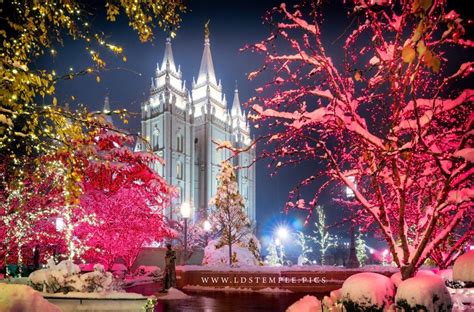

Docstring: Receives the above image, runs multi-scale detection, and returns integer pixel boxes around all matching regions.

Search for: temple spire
[102,95,113,125]
[231,82,243,118]
[197,20,217,85]
[161,37,177,72]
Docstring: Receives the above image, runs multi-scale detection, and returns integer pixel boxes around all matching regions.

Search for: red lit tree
[246,0,473,279]
[79,130,175,270]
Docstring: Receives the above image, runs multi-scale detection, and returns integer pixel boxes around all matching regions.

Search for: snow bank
[0,284,61,312]
[158,287,191,300]
[453,250,474,282]
[341,272,395,311]
[286,295,322,312]
[134,265,161,277]
[449,287,474,311]
[29,260,114,293]
[395,275,452,311]
[390,269,436,287]
[203,239,260,266]
[437,269,453,282]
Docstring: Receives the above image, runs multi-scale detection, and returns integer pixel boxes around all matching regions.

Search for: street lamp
[180,202,191,264]
[276,226,289,240]
[203,220,211,246]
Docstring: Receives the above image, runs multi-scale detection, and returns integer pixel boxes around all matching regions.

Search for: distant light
[276,226,289,240]
[369,248,375,254]
[312,260,317,264]
[180,202,191,219]
[346,176,356,198]
[382,249,389,256]
[203,220,211,232]
[55,217,64,232]
[469,245,474,251]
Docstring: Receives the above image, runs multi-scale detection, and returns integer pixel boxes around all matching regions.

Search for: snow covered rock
[436,269,453,282]
[453,250,474,282]
[203,239,260,266]
[390,269,436,287]
[158,287,191,300]
[341,272,395,311]
[0,284,61,312]
[395,275,452,311]
[286,295,322,312]
[134,265,161,277]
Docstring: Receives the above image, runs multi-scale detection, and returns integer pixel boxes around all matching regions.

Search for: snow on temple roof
[160,37,177,73]
[196,21,217,86]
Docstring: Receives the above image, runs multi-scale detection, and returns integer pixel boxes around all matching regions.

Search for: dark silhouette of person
[33,244,40,270]
[162,243,177,292]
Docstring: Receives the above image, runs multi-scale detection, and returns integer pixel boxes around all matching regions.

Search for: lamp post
[180,202,191,264]
[203,220,211,246]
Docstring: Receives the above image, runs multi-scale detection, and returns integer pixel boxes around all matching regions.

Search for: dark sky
[35,0,419,253]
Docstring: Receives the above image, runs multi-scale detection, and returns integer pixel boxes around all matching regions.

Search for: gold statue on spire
[204,19,210,39]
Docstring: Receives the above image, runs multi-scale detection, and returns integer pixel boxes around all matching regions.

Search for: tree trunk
[229,242,232,266]
[401,264,415,280]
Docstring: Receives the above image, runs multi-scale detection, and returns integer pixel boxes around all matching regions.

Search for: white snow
[134,265,161,277]
[202,239,260,266]
[390,269,436,287]
[395,275,452,311]
[341,272,395,310]
[0,284,61,312]
[43,291,145,299]
[453,250,474,282]
[257,287,292,293]
[157,287,191,300]
[436,269,454,282]
[449,287,474,311]
[286,295,322,312]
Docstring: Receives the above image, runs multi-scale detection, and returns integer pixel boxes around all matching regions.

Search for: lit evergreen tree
[356,230,368,266]
[311,206,335,265]
[265,239,280,266]
[295,231,312,265]
[209,161,252,266]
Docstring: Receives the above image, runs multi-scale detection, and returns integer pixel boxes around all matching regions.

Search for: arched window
[176,132,184,153]
[176,161,183,180]
[153,126,160,150]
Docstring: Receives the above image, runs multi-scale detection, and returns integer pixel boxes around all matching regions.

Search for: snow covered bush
[286,295,322,312]
[341,273,395,311]
[134,265,161,278]
[395,275,452,311]
[0,284,61,312]
[453,250,474,283]
[203,238,260,266]
[29,260,114,293]
[322,288,343,312]
[390,269,435,288]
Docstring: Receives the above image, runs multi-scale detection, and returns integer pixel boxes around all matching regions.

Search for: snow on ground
[203,239,260,266]
[453,250,474,282]
[341,272,395,310]
[436,269,454,282]
[0,283,61,312]
[395,275,452,311]
[449,287,474,311]
[178,264,399,273]
[390,269,437,287]
[157,287,191,300]
[286,295,322,312]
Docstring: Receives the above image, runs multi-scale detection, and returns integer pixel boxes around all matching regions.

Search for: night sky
[35,0,425,254]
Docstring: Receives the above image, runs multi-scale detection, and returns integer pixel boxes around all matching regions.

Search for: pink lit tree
[245,0,473,279]
[79,130,175,270]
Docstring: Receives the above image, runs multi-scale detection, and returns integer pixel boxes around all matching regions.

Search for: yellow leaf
[122,56,127,62]
[416,41,426,58]
[96,76,101,83]
[402,46,416,63]
[354,70,362,81]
